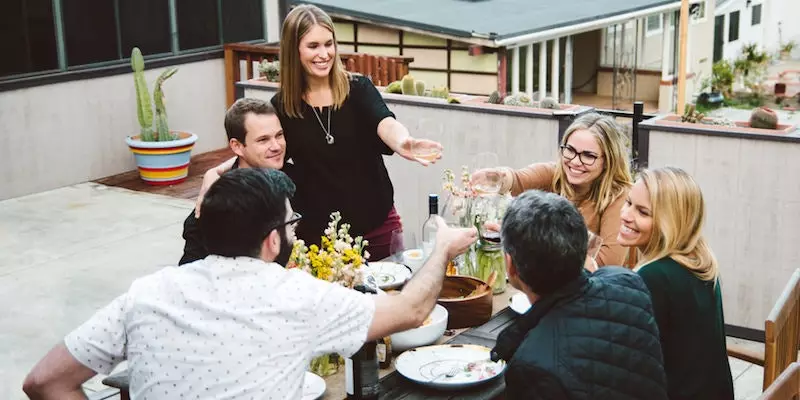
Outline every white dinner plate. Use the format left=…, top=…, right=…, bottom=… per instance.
left=362, top=261, right=412, bottom=290
left=509, top=293, right=532, bottom=314
left=302, top=371, right=326, bottom=400
left=394, top=344, right=506, bottom=390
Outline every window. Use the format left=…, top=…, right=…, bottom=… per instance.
left=691, top=1, right=706, bottom=21
left=752, top=4, right=762, bottom=25
left=729, top=11, right=740, bottom=42
left=62, top=0, right=118, bottom=66
left=221, top=0, right=264, bottom=44
left=177, top=0, right=220, bottom=50
left=0, top=0, right=58, bottom=77
left=646, top=15, right=663, bottom=33
left=1, top=0, right=264, bottom=80
left=119, top=0, right=171, bottom=57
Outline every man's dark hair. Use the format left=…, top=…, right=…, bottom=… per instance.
left=199, top=168, right=295, bottom=258
left=224, top=98, right=276, bottom=143
left=501, top=190, right=588, bottom=295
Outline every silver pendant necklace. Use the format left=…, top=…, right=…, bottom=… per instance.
left=311, top=106, right=334, bottom=145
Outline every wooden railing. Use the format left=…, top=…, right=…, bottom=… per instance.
left=224, top=42, right=414, bottom=106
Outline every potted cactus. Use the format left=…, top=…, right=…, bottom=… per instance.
left=125, top=47, right=197, bottom=185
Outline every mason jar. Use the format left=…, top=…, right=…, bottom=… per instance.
left=475, top=234, right=506, bottom=294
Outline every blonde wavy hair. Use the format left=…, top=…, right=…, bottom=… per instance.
left=636, top=166, right=719, bottom=282
left=552, top=112, right=633, bottom=215
left=279, top=4, right=350, bottom=118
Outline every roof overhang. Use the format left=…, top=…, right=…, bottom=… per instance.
left=326, top=11, right=497, bottom=47
left=496, top=0, right=702, bottom=48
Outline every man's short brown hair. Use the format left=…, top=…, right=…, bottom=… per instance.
left=224, top=98, right=276, bottom=144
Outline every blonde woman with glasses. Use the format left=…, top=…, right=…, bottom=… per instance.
left=618, top=166, right=733, bottom=400
left=471, top=112, right=633, bottom=268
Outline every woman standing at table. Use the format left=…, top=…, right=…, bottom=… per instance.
left=618, top=166, right=733, bottom=399
left=471, top=113, right=633, bottom=268
left=200, top=4, right=442, bottom=260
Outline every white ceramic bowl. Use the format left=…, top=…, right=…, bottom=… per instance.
left=402, top=248, right=425, bottom=273
left=390, top=304, right=448, bottom=352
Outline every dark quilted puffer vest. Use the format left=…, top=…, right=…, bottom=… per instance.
left=492, top=267, right=668, bottom=400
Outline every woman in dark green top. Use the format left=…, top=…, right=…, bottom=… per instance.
left=618, top=166, right=734, bottom=400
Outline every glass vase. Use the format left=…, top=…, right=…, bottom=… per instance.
left=310, top=353, right=342, bottom=377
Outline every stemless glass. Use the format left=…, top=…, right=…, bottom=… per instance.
left=390, top=228, right=405, bottom=261
left=587, top=231, right=603, bottom=260
left=472, top=152, right=502, bottom=195
left=411, top=140, right=442, bottom=162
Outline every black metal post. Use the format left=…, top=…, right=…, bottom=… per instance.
left=632, top=101, right=645, bottom=170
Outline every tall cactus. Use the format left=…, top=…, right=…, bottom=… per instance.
left=131, top=47, right=154, bottom=141
left=153, top=67, right=178, bottom=141
left=131, top=47, right=179, bottom=142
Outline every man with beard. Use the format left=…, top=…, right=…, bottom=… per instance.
left=23, top=168, right=478, bottom=399
left=178, top=97, right=288, bottom=265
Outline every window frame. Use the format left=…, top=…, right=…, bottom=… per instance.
left=1, top=0, right=267, bottom=91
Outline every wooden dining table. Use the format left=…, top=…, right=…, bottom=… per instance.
left=320, top=284, right=521, bottom=399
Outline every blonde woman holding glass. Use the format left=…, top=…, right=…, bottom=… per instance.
left=471, top=113, right=633, bottom=267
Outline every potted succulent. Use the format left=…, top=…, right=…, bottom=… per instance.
left=780, top=41, right=796, bottom=61
left=125, top=47, right=197, bottom=185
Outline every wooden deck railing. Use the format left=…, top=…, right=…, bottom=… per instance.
left=224, top=42, right=414, bottom=106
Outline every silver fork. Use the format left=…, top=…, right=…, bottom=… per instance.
left=427, top=366, right=460, bottom=383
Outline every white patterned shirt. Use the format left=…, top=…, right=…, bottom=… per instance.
left=64, top=255, right=375, bottom=399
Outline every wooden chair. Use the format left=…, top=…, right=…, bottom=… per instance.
left=728, top=268, right=800, bottom=391
left=759, top=362, right=800, bottom=400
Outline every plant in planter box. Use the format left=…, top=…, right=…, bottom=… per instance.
left=257, top=59, right=280, bottom=82
left=125, top=47, right=197, bottom=185
left=749, top=107, right=779, bottom=129
left=780, top=40, right=796, bottom=60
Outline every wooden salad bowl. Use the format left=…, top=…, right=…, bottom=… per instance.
left=436, top=275, right=493, bottom=329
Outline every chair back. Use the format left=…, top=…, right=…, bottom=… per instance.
left=763, top=269, right=800, bottom=390
left=760, top=362, right=800, bottom=400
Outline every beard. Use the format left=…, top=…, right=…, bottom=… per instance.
left=274, top=229, right=294, bottom=267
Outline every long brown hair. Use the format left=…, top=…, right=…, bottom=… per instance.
left=636, top=166, right=719, bottom=282
left=552, top=113, right=633, bottom=215
left=279, top=4, right=350, bottom=118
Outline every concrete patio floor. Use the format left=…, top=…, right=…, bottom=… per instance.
left=0, top=182, right=768, bottom=399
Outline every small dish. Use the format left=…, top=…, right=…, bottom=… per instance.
left=509, top=292, right=532, bottom=314
left=395, top=344, right=506, bottom=390
left=390, top=304, right=448, bottom=352
left=402, top=248, right=425, bottom=272
left=362, top=261, right=412, bottom=290
left=302, top=371, right=325, bottom=400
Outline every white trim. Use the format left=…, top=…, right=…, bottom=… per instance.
left=495, top=0, right=703, bottom=47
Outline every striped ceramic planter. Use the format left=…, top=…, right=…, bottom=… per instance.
left=125, top=131, right=198, bottom=186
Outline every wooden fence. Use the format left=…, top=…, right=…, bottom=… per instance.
left=224, top=42, right=414, bottom=106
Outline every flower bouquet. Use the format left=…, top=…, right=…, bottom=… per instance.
left=287, top=211, right=369, bottom=376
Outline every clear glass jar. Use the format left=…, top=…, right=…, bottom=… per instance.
left=475, top=236, right=506, bottom=294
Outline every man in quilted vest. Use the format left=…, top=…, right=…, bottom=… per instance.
left=491, top=190, right=668, bottom=399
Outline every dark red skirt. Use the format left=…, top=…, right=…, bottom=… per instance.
left=363, top=206, right=403, bottom=261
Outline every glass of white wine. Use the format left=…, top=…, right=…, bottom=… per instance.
left=411, top=140, right=442, bottom=162
left=472, top=152, right=501, bottom=195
